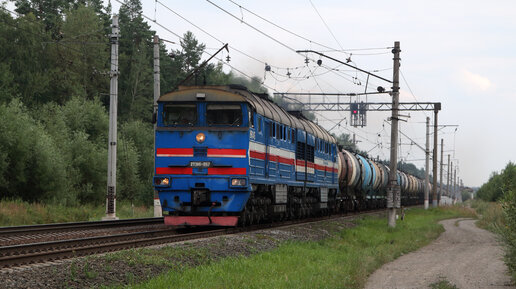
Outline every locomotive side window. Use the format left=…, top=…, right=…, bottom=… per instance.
left=206, top=104, right=242, bottom=126
left=249, top=109, right=254, bottom=128
left=163, top=103, right=197, bottom=126
left=258, top=117, right=262, bottom=132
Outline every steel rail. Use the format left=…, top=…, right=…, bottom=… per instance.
left=0, top=217, right=164, bottom=236
left=0, top=228, right=226, bottom=269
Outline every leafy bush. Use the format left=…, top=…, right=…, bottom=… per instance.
left=0, top=100, right=69, bottom=202
left=475, top=162, right=516, bottom=281
left=502, top=190, right=516, bottom=280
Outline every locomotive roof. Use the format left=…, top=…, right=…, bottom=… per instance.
left=159, top=85, right=336, bottom=143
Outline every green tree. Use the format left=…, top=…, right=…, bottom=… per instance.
left=36, top=97, right=109, bottom=204
left=118, top=0, right=154, bottom=121
left=0, top=12, right=55, bottom=106
left=398, top=161, right=425, bottom=179
left=56, top=4, right=109, bottom=100
left=477, top=162, right=516, bottom=202
left=119, top=120, right=154, bottom=204
left=0, top=100, right=68, bottom=202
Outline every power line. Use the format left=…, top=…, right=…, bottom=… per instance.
left=114, top=0, right=282, bottom=95
left=309, top=0, right=344, bottom=52
left=205, top=0, right=298, bottom=54
left=400, top=69, right=428, bottom=118
left=225, top=0, right=349, bottom=55
left=155, top=0, right=363, bottom=91
left=155, top=0, right=391, bottom=99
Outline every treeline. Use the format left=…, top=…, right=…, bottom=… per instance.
left=0, top=0, right=261, bottom=206
left=477, top=162, right=516, bottom=202
left=476, top=162, right=516, bottom=277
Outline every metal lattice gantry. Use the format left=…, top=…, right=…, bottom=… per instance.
left=273, top=91, right=443, bottom=212
left=273, top=92, right=441, bottom=112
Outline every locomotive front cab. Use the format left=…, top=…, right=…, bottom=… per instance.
left=154, top=86, right=252, bottom=226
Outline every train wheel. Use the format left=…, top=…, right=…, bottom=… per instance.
left=239, top=211, right=247, bottom=227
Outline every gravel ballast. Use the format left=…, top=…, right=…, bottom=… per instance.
left=0, top=217, right=357, bottom=289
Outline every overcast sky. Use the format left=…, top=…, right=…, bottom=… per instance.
left=109, top=0, right=516, bottom=187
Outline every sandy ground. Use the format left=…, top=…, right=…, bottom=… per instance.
left=365, top=218, right=515, bottom=289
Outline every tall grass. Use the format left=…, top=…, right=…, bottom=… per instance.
left=470, top=199, right=516, bottom=281
left=0, top=199, right=153, bottom=226
left=130, top=207, right=470, bottom=289
left=470, top=199, right=505, bottom=233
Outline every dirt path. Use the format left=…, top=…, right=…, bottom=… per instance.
left=365, top=218, right=514, bottom=289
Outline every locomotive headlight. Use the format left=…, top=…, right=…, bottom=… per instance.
left=196, top=132, right=206, bottom=143
left=154, top=177, right=171, bottom=187
left=231, top=178, right=246, bottom=186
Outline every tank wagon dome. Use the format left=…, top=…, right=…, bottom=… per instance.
left=158, top=85, right=336, bottom=143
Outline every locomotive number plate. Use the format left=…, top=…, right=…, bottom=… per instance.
left=190, top=161, right=212, bottom=168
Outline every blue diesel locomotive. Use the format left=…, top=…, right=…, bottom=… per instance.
left=153, top=85, right=426, bottom=226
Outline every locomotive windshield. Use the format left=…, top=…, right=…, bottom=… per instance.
left=163, top=103, right=197, bottom=126
left=206, top=104, right=242, bottom=126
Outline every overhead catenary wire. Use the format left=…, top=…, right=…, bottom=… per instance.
left=224, top=0, right=356, bottom=56
left=308, top=0, right=345, bottom=52
left=112, top=0, right=282, bottom=95
left=204, top=0, right=298, bottom=54
left=152, top=0, right=396, bottom=102
left=154, top=0, right=373, bottom=90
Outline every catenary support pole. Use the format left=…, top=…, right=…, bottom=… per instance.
left=439, top=138, right=443, bottom=206
left=447, top=155, right=451, bottom=198
left=153, top=35, right=163, bottom=217
left=450, top=161, right=454, bottom=202
left=104, top=15, right=120, bottom=220
left=387, top=41, right=401, bottom=228
left=432, top=109, right=439, bottom=207
left=424, top=116, right=430, bottom=209
left=454, top=168, right=457, bottom=202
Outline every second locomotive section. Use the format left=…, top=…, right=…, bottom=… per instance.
left=153, top=85, right=426, bottom=226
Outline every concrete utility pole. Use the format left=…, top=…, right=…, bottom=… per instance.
left=450, top=161, right=454, bottom=201
left=153, top=35, right=163, bottom=217
left=104, top=15, right=120, bottom=220
left=439, top=138, right=443, bottom=206
left=454, top=168, right=458, bottom=202
left=447, top=155, right=451, bottom=198
left=424, top=116, right=430, bottom=209
left=387, top=41, right=401, bottom=228
left=432, top=108, right=439, bottom=207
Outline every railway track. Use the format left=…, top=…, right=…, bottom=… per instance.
left=0, top=217, right=164, bottom=237
left=0, top=208, right=391, bottom=270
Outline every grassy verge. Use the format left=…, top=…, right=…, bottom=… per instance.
left=0, top=199, right=153, bottom=226
left=469, top=199, right=505, bottom=233
left=128, top=207, right=473, bottom=289
left=470, top=199, right=515, bottom=282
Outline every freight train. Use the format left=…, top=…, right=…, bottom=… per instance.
left=153, top=85, right=428, bottom=226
